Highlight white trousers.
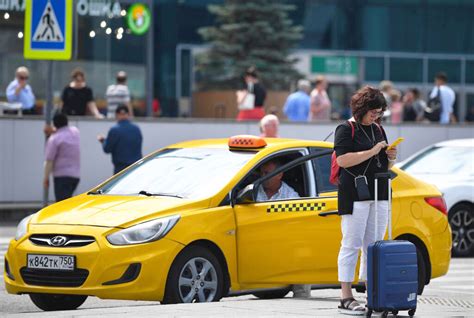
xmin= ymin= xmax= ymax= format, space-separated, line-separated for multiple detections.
xmin=338 ymin=200 xmax=389 ymax=283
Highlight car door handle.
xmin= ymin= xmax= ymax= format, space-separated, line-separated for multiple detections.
xmin=318 ymin=210 xmax=339 ymax=217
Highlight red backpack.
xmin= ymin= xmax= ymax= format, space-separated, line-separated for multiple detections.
xmin=329 ymin=121 xmax=384 ymax=185
xmin=329 ymin=121 xmax=355 ymax=185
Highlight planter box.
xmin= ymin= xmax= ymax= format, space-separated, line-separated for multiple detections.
xmin=192 ymin=90 xmax=290 ymax=119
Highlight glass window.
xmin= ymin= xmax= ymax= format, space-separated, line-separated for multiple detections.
xmin=236 ymin=151 xmax=309 ymax=202
xmin=99 ymin=148 xmax=256 ymax=199
xmin=401 ymin=146 xmax=474 ymax=176
xmin=390 ymin=58 xmax=423 ymax=82
xmin=365 ymin=57 xmax=384 ymax=82
xmin=428 ymin=60 xmax=461 ymax=83
xmin=311 ymin=151 xmax=337 ymax=194
xmin=466 ymin=61 xmax=474 ymax=84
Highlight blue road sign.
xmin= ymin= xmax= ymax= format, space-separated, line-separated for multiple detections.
xmin=24 ymin=0 xmax=72 ymax=60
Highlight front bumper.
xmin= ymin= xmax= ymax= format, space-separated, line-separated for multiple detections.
xmin=4 ymin=224 xmax=184 ymax=301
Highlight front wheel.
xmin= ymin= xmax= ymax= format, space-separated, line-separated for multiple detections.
xmin=29 ymin=293 xmax=87 ymax=311
xmin=449 ymin=204 xmax=474 ymax=257
xmin=162 ymin=246 xmax=225 ymax=304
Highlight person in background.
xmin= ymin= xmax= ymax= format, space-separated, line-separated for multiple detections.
xmin=402 ymin=88 xmax=426 ymax=122
xmin=60 ymin=68 xmax=103 ymax=118
xmin=379 ymin=80 xmax=394 ymax=106
xmin=236 ymin=66 xmax=267 ymax=121
xmin=98 ymin=104 xmax=142 ymax=174
xmin=43 ymin=113 xmax=80 ymax=202
xmin=309 ymin=76 xmax=332 ymax=121
xmin=106 ymin=71 xmax=132 ymax=118
xmin=283 ymin=79 xmax=311 ymax=122
xmin=389 ymin=89 xmax=403 ymax=124
xmin=430 ymin=72 xmax=455 ymax=124
xmin=259 ymin=114 xmax=279 ymax=138
xmin=6 ymin=66 xmax=36 ymax=114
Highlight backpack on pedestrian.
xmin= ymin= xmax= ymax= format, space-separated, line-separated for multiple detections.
xmin=424 ymin=87 xmax=442 ymax=122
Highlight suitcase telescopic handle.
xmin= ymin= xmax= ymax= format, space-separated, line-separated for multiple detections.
xmin=374 ymin=173 xmax=392 ymax=241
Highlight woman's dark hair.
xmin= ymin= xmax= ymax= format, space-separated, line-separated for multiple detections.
xmin=53 ymin=112 xmax=68 ymax=128
xmin=350 ymin=86 xmax=387 ymax=122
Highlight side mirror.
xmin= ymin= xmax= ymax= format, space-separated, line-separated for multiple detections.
xmin=234 ymin=184 xmax=256 ymax=205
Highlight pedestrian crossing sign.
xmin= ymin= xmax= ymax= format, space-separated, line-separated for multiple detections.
xmin=24 ymin=0 xmax=72 ymax=60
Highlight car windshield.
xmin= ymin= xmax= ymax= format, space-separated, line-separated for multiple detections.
xmin=98 ymin=148 xmax=256 ymax=199
xmin=402 ymin=146 xmax=473 ymax=175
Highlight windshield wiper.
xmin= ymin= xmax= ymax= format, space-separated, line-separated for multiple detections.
xmin=138 ymin=190 xmax=184 ymax=199
xmin=87 ymin=189 xmax=103 ymax=195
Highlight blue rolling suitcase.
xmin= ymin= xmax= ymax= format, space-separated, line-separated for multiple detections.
xmin=366 ymin=173 xmax=418 ymax=318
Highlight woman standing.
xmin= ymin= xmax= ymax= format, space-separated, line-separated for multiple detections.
xmin=236 ymin=67 xmax=267 ymax=121
xmin=334 ymin=86 xmax=397 ymax=315
xmin=60 ymin=68 xmax=103 ymax=119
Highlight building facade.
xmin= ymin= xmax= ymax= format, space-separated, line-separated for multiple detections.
xmin=1 ymin=0 xmax=473 ymax=120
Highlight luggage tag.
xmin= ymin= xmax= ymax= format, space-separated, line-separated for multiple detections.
xmin=355 ymin=175 xmax=371 ymax=201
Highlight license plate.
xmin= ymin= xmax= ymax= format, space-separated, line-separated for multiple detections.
xmin=27 ymin=254 xmax=75 ymax=271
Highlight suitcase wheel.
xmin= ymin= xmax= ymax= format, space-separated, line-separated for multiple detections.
xmin=381 ymin=311 xmax=389 ymax=318
xmin=366 ymin=309 xmax=373 ymax=318
xmin=392 ymin=310 xmax=399 ymax=316
xmin=408 ymin=309 xmax=416 ymax=317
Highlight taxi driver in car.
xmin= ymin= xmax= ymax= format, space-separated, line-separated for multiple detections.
xmin=256 ymin=159 xmax=311 ymax=298
xmin=256 ymin=159 xmax=299 ymax=201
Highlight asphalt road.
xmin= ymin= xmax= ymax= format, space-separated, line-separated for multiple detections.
xmin=0 ymin=226 xmax=473 ymax=317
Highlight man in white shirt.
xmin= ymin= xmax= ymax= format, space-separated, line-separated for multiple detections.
xmin=430 ymin=72 xmax=456 ymax=124
xmin=256 ymin=159 xmax=299 ymax=202
xmin=106 ymin=71 xmax=132 ymax=118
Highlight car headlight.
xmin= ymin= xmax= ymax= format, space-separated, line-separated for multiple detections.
xmin=107 ymin=215 xmax=180 ymax=245
xmin=15 ymin=214 xmax=34 ymax=241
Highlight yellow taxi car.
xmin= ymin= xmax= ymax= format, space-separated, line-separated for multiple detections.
xmin=4 ymin=136 xmax=451 ymax=311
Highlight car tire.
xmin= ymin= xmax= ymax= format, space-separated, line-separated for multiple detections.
xmin=252 ymin=287 xmax=291 ymax=299
xmin=449 ymin=203 xmax=474 ymax=257
xmin=416 ymin=247 xmax=426 ymax=295
xmin=162 ymin=246 xmax=225 ymax=304
xmin=29 ymin=293 xmax=87 ymax=311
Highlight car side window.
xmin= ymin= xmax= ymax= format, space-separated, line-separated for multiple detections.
xmin=310 ymin=148 xmax=337 ymax=194
xmin=237 ymin=151 xmax=311 ymax=203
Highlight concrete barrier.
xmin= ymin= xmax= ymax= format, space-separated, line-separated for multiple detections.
xmin=0 ymin=116 xmax=472 ymax=205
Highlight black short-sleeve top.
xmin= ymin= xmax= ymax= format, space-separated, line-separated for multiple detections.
xmin=61 ymin=86 xmax=94 ymax=116
xmin=334 ymin=121 xmax=389 ymax=215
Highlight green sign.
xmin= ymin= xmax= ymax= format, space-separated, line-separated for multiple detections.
xmin=311 ymin=56 xmax=359 ymax=76
xmin=126 ymin=3 xmax=151 ymax=35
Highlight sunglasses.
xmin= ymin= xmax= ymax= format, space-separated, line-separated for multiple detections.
xmin=18 ymin=76 xmax=29 ymax=80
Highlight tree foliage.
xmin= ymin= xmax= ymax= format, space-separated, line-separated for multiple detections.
xmin=197 ymin=0 xmax=303 ymax=90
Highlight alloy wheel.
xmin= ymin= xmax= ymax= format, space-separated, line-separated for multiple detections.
xmin=450 ymin=208 xmax=474 ymax=255
xmin=178 ymin=257 xmax=218 ymax=303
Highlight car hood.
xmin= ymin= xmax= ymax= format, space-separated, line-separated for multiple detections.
xmin=32 ymin=194 xmax=209 ymax=228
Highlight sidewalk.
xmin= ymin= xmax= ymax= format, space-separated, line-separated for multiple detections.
xmin=3 ymin=289 xmax=472 ymax=317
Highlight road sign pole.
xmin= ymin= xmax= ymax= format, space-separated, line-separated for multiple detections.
xmin=146 ymin=0 xmax=154 ymax=117
xmin=42 ymin=60 xmax=54 ymax=207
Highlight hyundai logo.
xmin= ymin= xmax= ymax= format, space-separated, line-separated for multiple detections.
xmin=50 ymin=236 xmax=68 ymax=247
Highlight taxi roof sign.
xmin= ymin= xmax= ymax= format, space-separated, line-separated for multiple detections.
xmin=24 ymin=0 xmax=73 ymax=60
xmin=228 ymin=135 xmax=267 ymax=149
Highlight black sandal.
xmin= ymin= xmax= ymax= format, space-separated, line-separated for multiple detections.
xmin=338 ymin=297 xmax=366 ymax=316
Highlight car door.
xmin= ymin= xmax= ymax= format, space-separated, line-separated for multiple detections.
xmin=233 ymin=148 xmax=340 ymax=285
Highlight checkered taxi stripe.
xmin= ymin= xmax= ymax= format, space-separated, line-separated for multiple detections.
xmin=267 ymin=202 xmax=326 ymax=213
